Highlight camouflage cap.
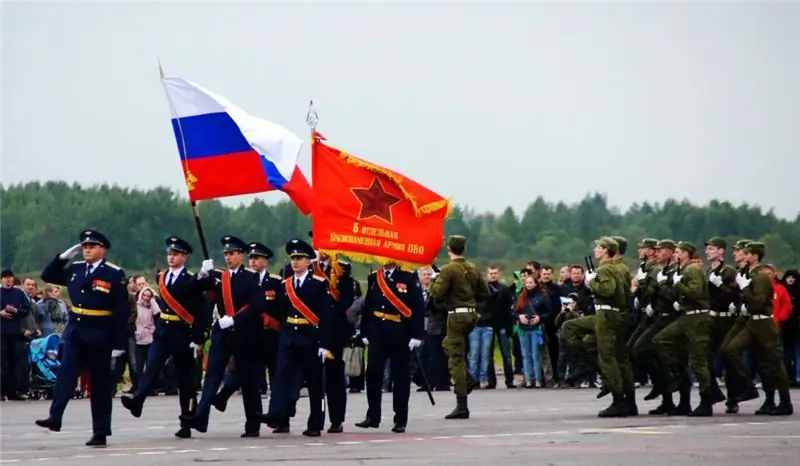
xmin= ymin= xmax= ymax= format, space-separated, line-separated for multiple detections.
xmin=743 ymin=241 xmax=766 ymax=257
xmin=704 ymin=237 xmax=727 ymax=249
xmin=655 ymin=239 xmax=677 ymax=250
xmin=733 ymin=239 xmax=754 ymax=250
xmin=676 ymin=241 xmax=697 ymax=255
xmin=448 ymin=235 xmax=467 ymax=250
xmin=638 ymin=238 xmax=659 ymax=249
xmin=610 ymin=236 xmax=628 ymax=255
xmin=594 ymin=236 xmax=619 ymax=255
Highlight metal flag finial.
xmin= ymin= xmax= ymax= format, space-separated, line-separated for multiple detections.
xmin=306 ymin=100 xmax=318 ymax=129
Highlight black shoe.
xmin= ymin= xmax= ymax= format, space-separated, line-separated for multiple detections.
xmin=648 ymin=401 xmax=675 ymax=415
xmin=85 ymin=435 xmax=107 ymax=447
xmin=241 ymin=430 xmax=260 ymax=438
xmin=355 ymin=418 xmax=379 ymax=429
xmin=725 ymin=403 xmax=740 ymax=414
xmin=596 ymin=385 xmax=610 ymax=399
xmin=120 ymin=395 xmax=143 ymax=418
xmin=174 ymin=427 xmax=191 ymax=439
xmin=444 ymin=395 xmax=469 ymax=420
xmin=7 ymin=393 xmax=28 ymax=401
xmin=272 ymin=426 xmax=290 ymax=434
xmin=755 ymin=400 xmax=776 ymax=415
xmin=35 ymin=418 xmax=61 ymax=432
xmin=327 ymin=423 xmax=343 ymax=433
xmin=466 ymin=379 xmax=479 ymax=394
xmin=391 ymin=424 xmax=406 ymax=433
xmin=769 ymin=401 xmax=793 ymax=416
xmin=598 ymin=394 xmax=626 ymax=418
xmin=710 ymin=386 xmax=727 ymax=405
xmin=178 ymin=414 xmax=207 ymax=433
xmin=259 ymin=412 xmax=279 ymax=428
xmin=667 ymin=403 xmax=692 ymax=416
xmin=688 ymin=391 xmax=713 ymax=417
xmin=212 ymin=393 xmax=228 ymax=413
xmin=736 ymin=386 xmax=760 ymax=404
xmin=302 ymin=429 xmax=321 ymax=437
xmin=643 ymin=386 xmax=661 ymax=401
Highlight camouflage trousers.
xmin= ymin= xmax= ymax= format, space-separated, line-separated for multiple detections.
xmin=721 ymin=316 xmax=789 ymax=393
xmin=653 ymin=311 xmax=712 ymax=392
xmin=443 ymin=311 xmax=479 ymax=396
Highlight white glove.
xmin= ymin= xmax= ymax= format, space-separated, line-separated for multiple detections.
xmin=673 ymin=301 xmax=680 ymax=311
xmin=59 ymin=243 xmax=82 ymax=260
xmin=111 ymin=349 xmax=125 ymax=358
xmin=318 ymin=348 xmax=332 ymax=362
xmin=362 ymin=337 xmax=369 ymax=345
xmin=218 ymin=315 xmax=234 ymax=330
xmin=635 ymin=269 xmax=648 ymax=281
xmin=633 ymin=297 xmax=640 ymax=310
xmin=408 ymin=338 xmax=422 ymax=350
xmin=736 ymin=275 xmax=752 ymax=290
xmin=728 ymin=303 xmax=737 ymax=313
xmin=585 ymin=272 xmax=597 ymax=284
xmin=198 ymin=259 xmax=214 ymax=278
xmin=431 ymin=272 xmax=439 ymax=280
xmin=656 ymin=271 xmax=668 ymax=284
xmin=741 ymin=304 xmax=749 ymax=316
xmin=644 ymin=304 xmax=654 ymax=317
xmin=708 ymin=273 xmax=723 ymax=288
xmin=672 ymin=274 xmax=683 ymax=287
xmin=189 ymin=342 xmax=201 ymax=358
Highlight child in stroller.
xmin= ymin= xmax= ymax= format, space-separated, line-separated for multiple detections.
xmin=27 ymin=333 xmax=61 ymax=400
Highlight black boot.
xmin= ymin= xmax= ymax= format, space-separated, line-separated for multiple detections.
xmin=355 ymin=417 xmax=380 ymax=429
xmin=213 ymin=385 xmax=236 ymax=412
xmin=596 ymin=385 xmax=611 ymax=399
xmin=689 ymin=390 xmax=713 ymax=417
xmin=444 ymin=395 xmax=469 ymax=420
xmin=120 ymin=395 xmax=143 ymax=418
xmin=598 ymin=393 xmax=626 ymax=418
xmin=667 ymin=387 xmax=692 ymax=416
xmin=649 ymin=394 xmax=676 ymax=415
xmin=755 ymin=391 xmax=776 ymax=415
xmin=770 ymin=390 xmax=793 ymax=416
xmin=624 ymin=390 xmax=638 ymax=416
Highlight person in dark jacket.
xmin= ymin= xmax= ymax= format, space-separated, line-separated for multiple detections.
xmin=514 ymin=273 xmax=552 ymax=388
xmin=484 ymin=266 xmax=515 ymax=389
xmin=781 ymin=269 xmax=799 ymax=385
xmin=1 ymin=269 xmax=32 ymax=400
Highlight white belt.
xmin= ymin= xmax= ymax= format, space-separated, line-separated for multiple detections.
xmin=660 ymin=313 xmax=672 ymax=317
xmin=596 ymin=305 xmax=620 ymax=312
xmin=750 ymin=314 xmax=772 ymax=320
xmin=450 ymin=307 xmax=475 ymax=314
xmin=709 ymin=311 xmax=729 ymax=317
xmin=685 ymin=309 xmax=710 ymax=316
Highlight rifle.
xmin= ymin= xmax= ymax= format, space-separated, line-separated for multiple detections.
xmin=584 ymin=256 xmax=596 ymax=273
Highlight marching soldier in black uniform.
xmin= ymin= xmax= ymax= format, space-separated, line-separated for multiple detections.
xmin=120 ymin=237 xmax=209 ymax=438
xmin=260 ymin=239 xmax=332 ymax=437
xmin=180 ymin=236 xmax=264 ymax=437
xmin=35 ymin=229 xmax=129 ymax=447
xmin=355 ymin=262 xmax=424 ymax=433
xmin=213 ymin=241 xmax=282 ymax=412
xmin=313 ymin=252 xmax=355 ymax=433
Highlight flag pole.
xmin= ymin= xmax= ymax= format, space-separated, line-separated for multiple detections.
xmin=306 ymin=100 xmax=318 ymax=248
xmin=159 ymin=60 xmax=211 ymax=261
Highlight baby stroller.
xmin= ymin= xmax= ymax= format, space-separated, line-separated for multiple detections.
xmin=28 ymin=334 xmax=61 ymax=400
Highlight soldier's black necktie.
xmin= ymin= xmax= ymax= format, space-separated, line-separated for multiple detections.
xmin=295 ymin=277 xmax=301 ymax=289
xmin=85 ymin=264 xmax=93 ymax=278
xmin=167 ymin=272 xmax=174 ymax=287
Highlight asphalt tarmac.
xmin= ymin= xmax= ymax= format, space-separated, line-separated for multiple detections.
xmin=1 ymin=387 xmax=798 ymax=465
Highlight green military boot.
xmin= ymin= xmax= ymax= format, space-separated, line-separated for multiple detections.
xmin=755 ymin=391 xmax=776 ymax=415
xmin=444 ymin=395 xmax=469 ymax=420
xmin=688 ymin=390 xmax=713 ymax=417
xmin=598 ymin=394 xmax=626 ymax=418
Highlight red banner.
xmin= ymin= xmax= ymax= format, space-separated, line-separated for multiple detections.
xmin=311 ymin=133 xmax=449 ymax=268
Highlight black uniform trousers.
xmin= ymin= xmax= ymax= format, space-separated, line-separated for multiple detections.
xmin=325 ymin=346 xmax=347 ymax=425
xmin=50 ymin=334 xmax=113 ymax=435
xmin=270 ymin=342 xmax=325 ymax=430
xmin=134 ymin=321 xmax=197 ymax=426
xmin=223 ymin=329 xmax=279 ymax=393
xmin=366 ymin=339 xmax=411 ymax=425
xmin=196 ymin=330 xmax=262 ymax=432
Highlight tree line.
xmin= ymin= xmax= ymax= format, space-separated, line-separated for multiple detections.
xmin=2 ymin=181 xmax=799 ymax=276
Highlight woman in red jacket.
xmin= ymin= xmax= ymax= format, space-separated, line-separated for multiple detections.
xmin=765 ymin=265 xmax=792 ymax=331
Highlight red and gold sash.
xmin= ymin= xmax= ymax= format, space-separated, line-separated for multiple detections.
xmin=284 ymin=278 xmax=320 ymax=326
xmin=158 ymin=271 xmax=194 ymax=325
xmin=221 ymin=271 xmax=249 ymax=317
xmin=376 ymin=271 xmax=413 ymax=319
xmin=313 ymin=262 xmax=341 ymax=301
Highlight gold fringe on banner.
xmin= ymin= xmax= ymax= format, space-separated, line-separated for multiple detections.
xmin=320 ymin=249 xmax=429 ymax=271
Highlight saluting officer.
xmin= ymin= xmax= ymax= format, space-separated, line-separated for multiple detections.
xmin=313 ymin=252 xmax=355 ymax=433
xmin=213 ymin=241 xmax=282 ymax=412
xmin=181 ymin=235 xmax=263 ymax=437
xmin=355 ymin=260 xmax=424 ymax=433
xmin=120 ymin=237 xmax=209 ymax=439
xmin=260 ymin=239 xmax=332 ymax=437
xmin=35 ymin=229 xmax=129 ymax=447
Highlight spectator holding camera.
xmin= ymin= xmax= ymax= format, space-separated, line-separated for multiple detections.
xmin=515 ymin=273 xmax=553 ymax=388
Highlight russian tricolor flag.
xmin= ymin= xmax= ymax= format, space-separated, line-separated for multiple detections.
xmin=161 ymin=77 xmax=314 ymax=215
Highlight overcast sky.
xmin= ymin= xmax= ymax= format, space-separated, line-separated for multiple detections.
xmin=4 ymin=1 xmax=799 ymax=219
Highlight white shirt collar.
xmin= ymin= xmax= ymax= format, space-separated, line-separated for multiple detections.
xmin=86 ymin=259 xmax=104 ymax=269
xmin=168 ymin=266 xmax=184 ymax=276
xmin=258 ymin=270 xmax=267 ymax=282
xmin=294 ymin=270 xmax=309 ymax=283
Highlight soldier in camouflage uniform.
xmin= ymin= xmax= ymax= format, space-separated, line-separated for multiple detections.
xmin=719 ymin=239 xmax=760 ymax=413
xmin=628 ymin=239 xmax=659 ymax=389
xmin=721 ymin=242 xmax=793 ymax=416
xmin=703 ymin=237 xmax=739 ymax=409
xmin=653 ymin=242 xmax=714 ymax=416
xmin=430 ymin=235 xmax=490 ymax=420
